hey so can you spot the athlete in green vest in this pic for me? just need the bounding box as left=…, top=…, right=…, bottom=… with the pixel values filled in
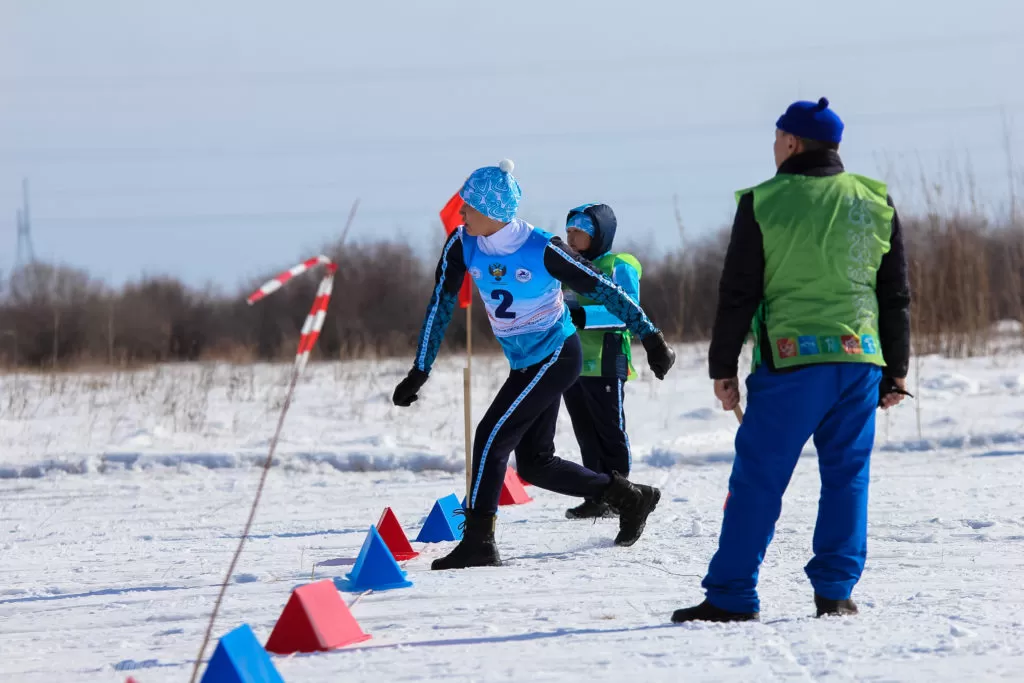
left=672, top=98, right=912, bottom=624
left=561, top=203, right=642, bottom=519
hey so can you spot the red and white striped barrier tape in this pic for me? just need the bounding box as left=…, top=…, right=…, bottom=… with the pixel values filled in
left=247, top=255, right=334, bottom=305
left=246, top=255, right=337, bottom=371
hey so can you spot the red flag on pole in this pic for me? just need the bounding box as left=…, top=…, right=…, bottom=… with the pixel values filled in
left=439, top=192, right=473, bottom=309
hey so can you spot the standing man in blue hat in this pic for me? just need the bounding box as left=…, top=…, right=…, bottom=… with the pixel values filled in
left=671, top=98, right=912, bottom=623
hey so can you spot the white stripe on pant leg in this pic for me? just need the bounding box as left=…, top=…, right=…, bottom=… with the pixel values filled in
left=618, top=379, right=632, bottom=469
left=470, top=342, right=564, bottom=507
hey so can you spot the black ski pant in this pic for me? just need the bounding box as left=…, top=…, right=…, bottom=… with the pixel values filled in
left=468, top=333, right=612, bottom=515
left=563, top=376, right=632, bottom=503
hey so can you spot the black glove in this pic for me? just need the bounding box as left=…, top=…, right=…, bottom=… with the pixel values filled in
left=641, top=331, right=675, bottom=380
left=878, top=375, right=913, bottom=407
left=569, top=306, right=586, bottom=329
left=393, top=368, right=429, bottom=407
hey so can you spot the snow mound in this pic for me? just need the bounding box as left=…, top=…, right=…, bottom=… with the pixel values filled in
left=993, top=319, right=1023, bottom=335
left=0, top=449, right=462, bottom=479
left=113, top=659, right=169, bottom=672
left=643, top=447, right=735, bottom=468
left=998, top=374, right=1024, bottom=393
left=920, top=373, right=979, bottom=395
left=880, top=430, right=1024, bottom=453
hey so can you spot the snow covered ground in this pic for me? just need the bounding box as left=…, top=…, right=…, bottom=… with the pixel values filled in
left=2, top=344, right=1024, bottom=682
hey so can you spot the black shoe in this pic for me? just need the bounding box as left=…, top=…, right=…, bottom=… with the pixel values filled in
left=601, top=472, right=661, bottom=547
left=565, top=499, right=616, bottom=519
left=671, top=599, right=759, bottom=623
left=815, top=594, right=858, bottom=617
left=431, top=509, right=502, bottom=571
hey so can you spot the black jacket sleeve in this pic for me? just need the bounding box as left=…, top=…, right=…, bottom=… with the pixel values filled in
left=876, top=196, right=911, bottom=377
left=543, top=237, right=659, bottom=339
left=412, top=230, right=467, bottom=373
left=708, top=192, right=765, bottom=379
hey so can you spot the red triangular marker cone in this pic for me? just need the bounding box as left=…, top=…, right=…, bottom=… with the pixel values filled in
left=377, top=507, right=419, bottom=561
left=499, top=467, right=533, bottom=505
left=265, top=579, right=371, bottom=654
left=510, top=466, right=532, bottom=487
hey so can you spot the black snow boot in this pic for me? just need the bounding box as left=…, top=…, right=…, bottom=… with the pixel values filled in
left=601, top=472, right=661, bottom=547
left=431, top=509, right=502, bottom=571
left=671, top=599, right=759, bottom=624
left=565, top=499, right=616, bottom=520
left=815, top=594, right=858, bottom=617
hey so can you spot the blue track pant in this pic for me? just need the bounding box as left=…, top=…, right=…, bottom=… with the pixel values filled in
left=469, top=334, right=612, bottom=514
left=702, top=363, right=882, bottom=613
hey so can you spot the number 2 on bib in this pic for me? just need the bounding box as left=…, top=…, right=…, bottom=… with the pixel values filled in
left=491, top=289, right=516, bottom=319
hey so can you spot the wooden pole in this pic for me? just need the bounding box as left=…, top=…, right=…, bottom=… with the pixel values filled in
left=732, top=405, right=744, bottom=424
left=464, top=299, right=473, bottom=502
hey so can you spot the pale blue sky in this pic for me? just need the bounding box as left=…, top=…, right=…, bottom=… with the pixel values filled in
left=2, top=0, right=1022, bottom=286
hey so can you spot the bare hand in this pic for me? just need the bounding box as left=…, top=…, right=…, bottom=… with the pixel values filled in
left=880, top=376, right=908, bottom=410
left=714, top=378, right=740, bottom=411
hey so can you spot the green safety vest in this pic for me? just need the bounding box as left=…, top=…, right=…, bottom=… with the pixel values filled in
left=742, top=172, right=894, bottom=371
left=573, top=252, right=642, bottom=380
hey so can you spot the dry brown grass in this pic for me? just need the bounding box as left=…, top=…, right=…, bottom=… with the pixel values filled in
left=1, top=204, right=1021, bottom=371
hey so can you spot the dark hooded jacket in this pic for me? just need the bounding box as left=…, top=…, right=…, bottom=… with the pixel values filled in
left=561, top=203, right=643, bottom=379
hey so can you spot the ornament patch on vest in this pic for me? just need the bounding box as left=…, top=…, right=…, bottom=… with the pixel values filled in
left=841, top=335, right=863, bottom=354
left=488, top=263, right=507, bottom=280
left=515, top=268, right=532, bottom=283
left=469, top=267, right=483, bottom=280
left=861, top=334, right=878, bottom=355
left=776, top=338, right=797, bottom=359
left=798, top=336, right=819, bottom=356
left=820, top=336, right=842, bottom=354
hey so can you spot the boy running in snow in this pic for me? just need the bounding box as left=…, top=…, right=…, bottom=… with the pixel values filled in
left=561, top=204, right=642, bottom=520
left=671, top=98, right=911, bottom=623
left=392, top=160, right=676, bottom=571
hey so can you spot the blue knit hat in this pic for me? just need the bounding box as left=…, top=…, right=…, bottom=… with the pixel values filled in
left=776, top=97, right=844, bottom=144
left=459, top=159, right=522, bottom=223
left=566, top=211, right=596, bottom=237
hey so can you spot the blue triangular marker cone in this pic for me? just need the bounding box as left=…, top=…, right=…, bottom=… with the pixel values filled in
left=415, top=493, right=464, bottom=543
left=438, top=493, right=464, bottom=525
left=201, top=624, right=284, bottom=683
left=334, top=526, right=413, bottom=592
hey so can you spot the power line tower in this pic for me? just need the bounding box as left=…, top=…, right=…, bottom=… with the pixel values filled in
left=14, top=178, right=37, bottom=270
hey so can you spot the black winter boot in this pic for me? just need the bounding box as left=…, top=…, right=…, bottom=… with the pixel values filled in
left=431, top=509, right=502, bottom=571
left=565, top=499, right=616, bottom=519
left=671, top=599, right=759, bottom=623
left=601, top=472, right=661, bottom=546
left=815, top=594, right=858, bottom=617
